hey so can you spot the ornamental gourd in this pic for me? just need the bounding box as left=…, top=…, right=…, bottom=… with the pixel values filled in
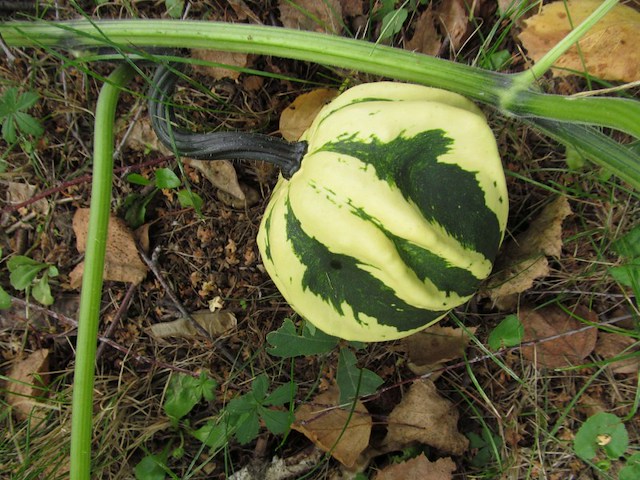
left=256, top=82, right=508, bottom=342
left=149, top=70, right=508, bottom=342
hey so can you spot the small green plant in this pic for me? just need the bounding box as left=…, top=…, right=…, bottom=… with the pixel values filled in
left=609, top=224, right=640, bottom=300
left=375, top=0, right=429, bottom=41
left=0, top=87, right=43, bottom=144
left=487, top=314, right=524, bottom=350
left=574, top=412, right=633, bottom=474
left=164, top=0, right=184, bottom=19
left=0, top=248, right=11, bottom=309
left=467, top=429, right=503, bottom=468
left=6, top=254, right=58, bottom=306
left=123, top=167, right=203, bottom=228
left=164, top=372, right=217, bottom=423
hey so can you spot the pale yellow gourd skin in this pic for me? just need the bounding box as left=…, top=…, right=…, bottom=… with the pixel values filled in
left=258, top=82, right=508, bottom=342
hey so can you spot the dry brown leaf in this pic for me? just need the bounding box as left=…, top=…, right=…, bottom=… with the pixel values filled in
left=434, top=0, right=471, bottom=51
left=375, top=454, right=456, bottom=480
left=190, top=49, right=250, bottom=80
left=595, top=332, right=640, bottom=375
left=384, top=379, right=468, bottom=456
left=147, top=309, right=237, bottom=339
left=489, top=196, right=572, bottom=309
left=518, top=0, right=640, bottom=82
left=406, top=5, right=442, bottom=56
left=340, top=0, right=364, bottom=18
left=185, top=158, right=245, bottom=200
left=120, top=116, right=171, bottom=155
left=279, top=88, right=339, bottom=141
left=5, top=181, right=49, bottom=215
left=400, top=325, right=476, bottom=377
left=292, top=386, right=372, bottom=469
left=520, top=304, right=598, bottom=368
left=5, top=348, right=50, bottom=422
left=69, top=209, right=148, bottom=288
left=279, top=0, right=343, bottom=34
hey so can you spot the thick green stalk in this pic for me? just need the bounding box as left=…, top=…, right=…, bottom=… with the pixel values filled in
left=512, top=0, right=619, bottom=88
left=1, top=19, right=639, bottom=137
left=71, top=64, right=134, bottom=480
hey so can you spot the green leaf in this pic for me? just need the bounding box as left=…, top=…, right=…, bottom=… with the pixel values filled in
left=612, top=225, right=640, bottom=259
left=165, top=0, right=185, bottom=19
left=574, top=412, right=629, bottom=461
left=266, top=318, right=338, bottom=357
left=609, top=263, right=640, bottom=288
left=126, top=173, right=153, bottom=186
left=620, top=452, right=640, bottom=480
left=164, top=373, right=217, bottom=421
left=14, top=90, right=39, bottom=111
left=32, top=275, right=54, bottom=306
left=154, top=168, right=181, bottom=189
left=265, top=382, right=297, bottom=407
left=177, top=189, right=203, bottom=210
left=0, top=286, right=11, bottom=310
left=251, top=374, right=269, bottom=402
left=2, top=115, right=17, bottom=143
left=7, top=256, right=48, bottom=290
left=259, top=407, right=292, bottom=436
left=487, top=314, right=524, bottom=350
left=192, top=420, right=229, bottom=450
left=231, top=411, right=260, bottom=444
left=134, top=450, right=170, bottom=480
left=123, top=189, right=157, bottom=229
left=14, top=111, right=43, bottom=138
left=337, top=348, right=383, bottom=404
left=379, top=8, right=408, bottom=40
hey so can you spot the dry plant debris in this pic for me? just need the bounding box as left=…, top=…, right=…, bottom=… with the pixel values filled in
left=185, top=158, right=246, bottom=201
left=519, top=0, right=640, bottom=81
left=489, top=195, right=572, bottom=309
left=190, top=49, right=251, bottom=80
left=278, top=0, right=343, bottom=33
left=594, top=332, right=640, bottom=375
left=383, top=379, right=469, bottom=456
left=293, top=385, right=372, bottom=469
left=147, top=309, right=237, bottom=339
left=1, top=1, right=639, bottom=479
left=279, top=88, right=339, bottom=141
left=519, top=304, right=598, bottom=369
left=405, top=5, right=442, bottom=55
left=4, top=348, right=50, bottom=422
left=399, top=325, right=476, bottom=376
left=374, top=453, right=456, bottom=480
left=69, top=208, right=148, bottom=287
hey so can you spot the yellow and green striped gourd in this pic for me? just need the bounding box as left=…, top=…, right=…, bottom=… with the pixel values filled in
left=257, top=82, right=508, bottom=341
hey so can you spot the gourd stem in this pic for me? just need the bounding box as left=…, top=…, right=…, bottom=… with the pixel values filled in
left=149, top=64, right=307, bottom=178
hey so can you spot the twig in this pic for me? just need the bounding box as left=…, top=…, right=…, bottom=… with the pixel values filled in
left=137, top=245, right=237, bottom=365
left=95, top=282, right=138, bottom=361
left=9, top=296, right=199, bottom=377
left=0, top=156, right=171, bottom=216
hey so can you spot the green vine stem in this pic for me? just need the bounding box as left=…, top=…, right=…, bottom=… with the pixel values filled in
left=512, top=0, right=619, bottom=89
left=70, top=63, right=135, bottom=480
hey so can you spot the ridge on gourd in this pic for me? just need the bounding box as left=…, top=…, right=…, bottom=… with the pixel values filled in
left=257, top=82, right=508, bottom=342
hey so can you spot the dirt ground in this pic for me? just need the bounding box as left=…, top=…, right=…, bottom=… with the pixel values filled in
left=1, top=1, right=639, bottom=479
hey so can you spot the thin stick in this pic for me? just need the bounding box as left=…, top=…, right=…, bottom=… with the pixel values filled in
left=9, top=296, right=198, bottom=377
left=137, top=245, right=236, bottom=365
left=95, top=282, right=137, bottom=361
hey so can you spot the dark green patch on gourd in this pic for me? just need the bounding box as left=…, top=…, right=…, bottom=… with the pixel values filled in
left=321, top=130, right=502, bottom=261
left=347, top=202, right=480, bottom=297
left=262, top=208, right=273, bottom=261
left=285, top=200, right=444, bottom=332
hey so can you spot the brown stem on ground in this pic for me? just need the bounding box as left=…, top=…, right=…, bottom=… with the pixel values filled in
left=137, top=245, right=237, bottom=365
left=8, top=296, right=199, bottom=377
left=0, top=156, right=172, bottom=216
left=95, top=282, right=138, bottom=361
